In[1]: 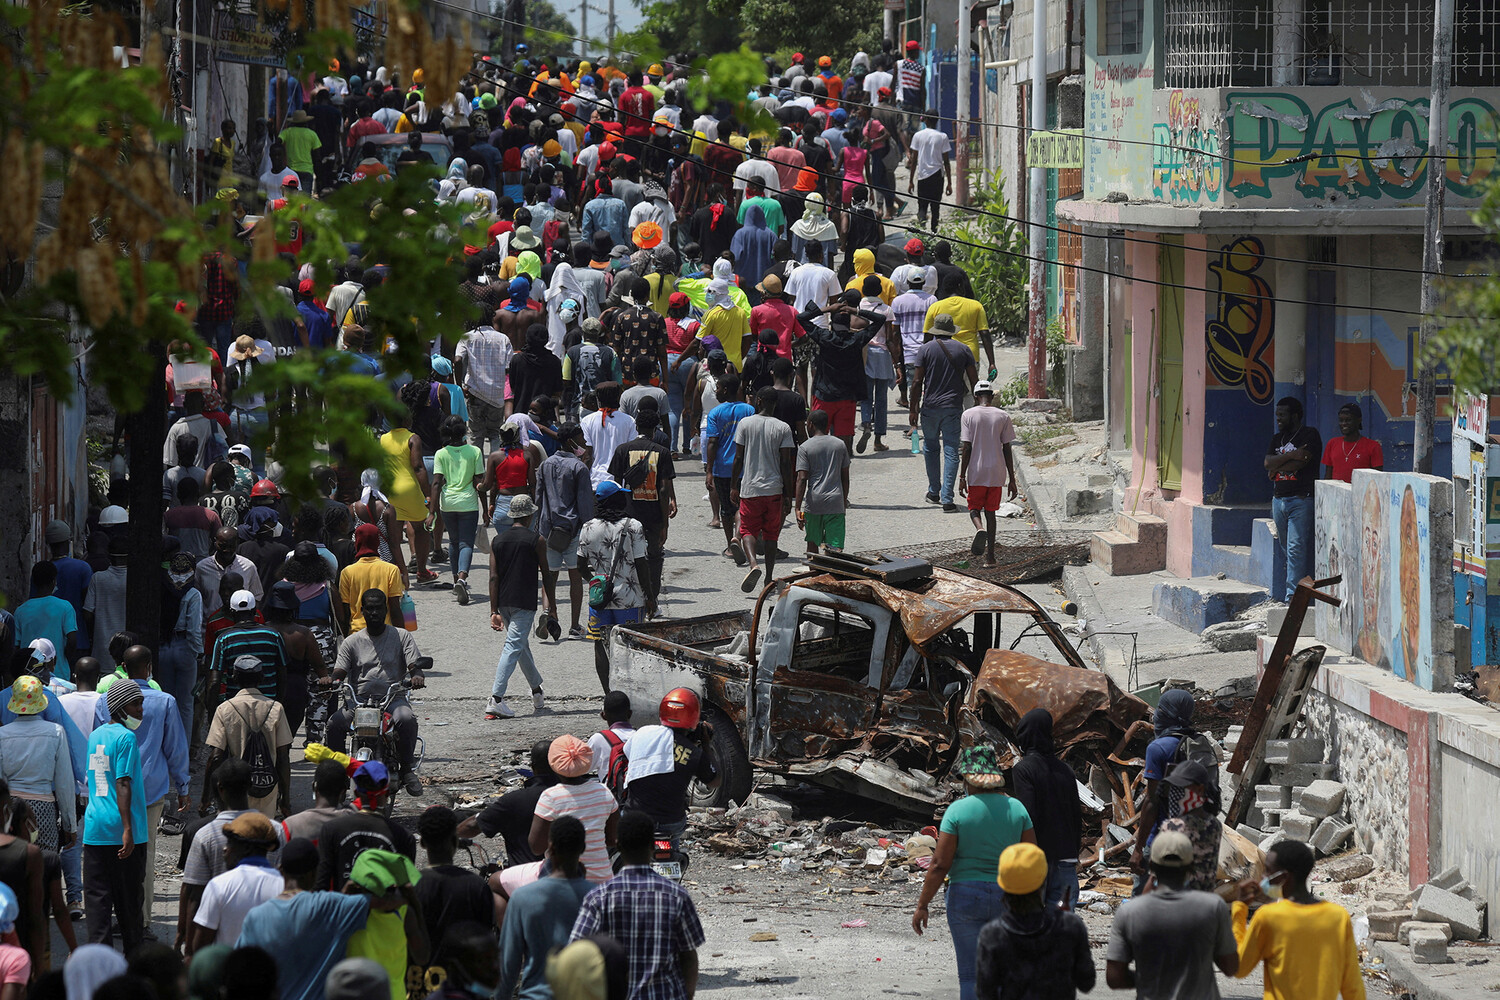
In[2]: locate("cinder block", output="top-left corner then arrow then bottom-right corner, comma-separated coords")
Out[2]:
1312,817 -> 1354,855
1255,785 -> 1292,809
1428,865 -> 1465,891
1398,921 -> 1453,945
1369,910 -> 1411,941
1280,810 -> 1316,841
1267,763 -> 1337,786
1258,829 -> 1287,853
1236,823 -> 1265,842
1264,738 -> 1325,765
1413,885 -> 1485,941
1409,928 -> 1450,964
1296,780 -> 1347,819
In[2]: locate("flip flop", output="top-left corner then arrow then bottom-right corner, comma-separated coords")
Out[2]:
971,530 -> 986,556
741,567 -> 763,593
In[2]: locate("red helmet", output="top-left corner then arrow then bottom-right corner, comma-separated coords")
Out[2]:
250,478 -> 281,498
659,688 -> 701,730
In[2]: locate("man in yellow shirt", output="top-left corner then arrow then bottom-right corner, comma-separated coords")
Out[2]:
338,523 -> 405,632
923,285 -> 996,376
1233,839 -> 1365,1000
698,279 -> 750,368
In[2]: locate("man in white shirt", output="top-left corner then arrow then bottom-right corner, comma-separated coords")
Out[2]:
784,244 -> 842,330
581,382 -> 639,487
258,143 -> 299,210
454,318 -> 516,454
188,812 -> 302,952
690,111 -> 720,143
733,139 -> 782,198
454,164 -> 500,221
906,110 -> 952,231
587,691 -> 636,779
863,67 -> 893,105
890,237 -> 940,295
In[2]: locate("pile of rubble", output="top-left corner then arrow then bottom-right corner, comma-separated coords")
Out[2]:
1231,734 -> 1354,858
1368,865 -> 1487,965
686,794 -> 937,882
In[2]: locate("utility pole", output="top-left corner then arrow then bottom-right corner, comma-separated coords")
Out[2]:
607,0 -> 616,61
1027,0 -> 1048,397
579,0 -> 587,58
956,0 -> 970,207
1415,0 -> 1454,473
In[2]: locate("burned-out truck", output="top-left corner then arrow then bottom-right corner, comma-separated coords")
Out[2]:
610,556 -> 1144,815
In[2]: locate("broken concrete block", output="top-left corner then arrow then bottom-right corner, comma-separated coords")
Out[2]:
1267,763 -> 1337,787
1369,910 -> 1411,941
1413,885 -> 1485,941
1255,785 -> 1292,809
1428,865 -> 1466,892
1455,881 -> 1475,899
1312,817 -> 1354,855
1264,738 -> 1325,765
1279,810 -> 1316,841
1319,854 -> 1375,881
1409,928 -> 1450,964
1065,488 -> 1112,517
1399,921 -> 1453,945
1236,823 -> 1265,842
1296,780 -> 1347,819
1203,620 -> 1266,652
1259,829 -> 1288,853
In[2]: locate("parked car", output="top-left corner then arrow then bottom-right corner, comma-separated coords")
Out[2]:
341,132 -> 453,183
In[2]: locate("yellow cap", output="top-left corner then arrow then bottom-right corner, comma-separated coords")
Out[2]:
412,67 -> 424,84
996,842 -> 1048,894
648,63 -> 663,76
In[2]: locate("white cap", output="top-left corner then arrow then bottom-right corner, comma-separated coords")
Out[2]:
974,380 -> 995,395
229,589 -> 257,612
27,638 -> 56,664
228,444 -> 252,461
99,505 -> 129,526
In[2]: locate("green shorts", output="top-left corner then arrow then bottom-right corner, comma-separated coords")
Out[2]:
804,512 -> 846,550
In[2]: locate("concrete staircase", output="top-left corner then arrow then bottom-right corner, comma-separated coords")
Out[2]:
1090,512 -> 1168,575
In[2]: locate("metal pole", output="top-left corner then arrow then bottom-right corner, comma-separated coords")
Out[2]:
607,0 -> 616,61
1415,0 -> 1454,474
1027,0 -> 1048,397
579,0 -> 586,58
956,0 -> 970,207
885,6 -> 896,43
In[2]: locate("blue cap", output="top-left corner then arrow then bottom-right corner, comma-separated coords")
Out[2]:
353,760 -> 389,789
595,480 -> 632,501
430,355 -> 453,376
831,108 -> 848,122
582,75 -> 595,88
0,883 -> 16,935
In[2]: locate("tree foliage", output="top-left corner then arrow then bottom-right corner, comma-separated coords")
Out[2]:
626,0 -> 742,62
711,0 -> 882,62
1427,178 -> 1500,397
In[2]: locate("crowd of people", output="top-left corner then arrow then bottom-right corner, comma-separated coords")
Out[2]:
0,36 -> 1371,1000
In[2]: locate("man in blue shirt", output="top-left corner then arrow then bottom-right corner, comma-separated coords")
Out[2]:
581,176 -> 629,249
83,678 -> 148,952
43,520 -> 92,653
14,562 -> 78,668
702,373 -> 754,561
1130,688 -> 1197,892
498,815 -> 592,999
296,280 -> 335,349
93,645 -> 189,932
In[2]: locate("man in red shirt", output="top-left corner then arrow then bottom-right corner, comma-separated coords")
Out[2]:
345,98 -> 388,149
750,273 -> 801,359
1321,403 -> 1384,482
617,70 -> 656,157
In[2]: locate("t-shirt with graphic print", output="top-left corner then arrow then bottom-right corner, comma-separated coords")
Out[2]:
578,517 -> 649,610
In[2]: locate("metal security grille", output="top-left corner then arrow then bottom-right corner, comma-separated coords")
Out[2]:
1161,0 -> 1500,89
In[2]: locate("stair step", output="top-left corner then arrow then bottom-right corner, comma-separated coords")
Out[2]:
1118,512 -> 1168,545
1090,529 -> 1167,576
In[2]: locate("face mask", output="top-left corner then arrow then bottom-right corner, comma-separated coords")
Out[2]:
170,571 -> 194,587
1259,875 -> 1283,900
560,308 -> 578,322
124,716 -> 142,731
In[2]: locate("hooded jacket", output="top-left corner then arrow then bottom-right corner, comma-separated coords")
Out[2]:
730,205 -> 775,292
1009,708 -> 1082,863
974,904 -> 1095,1000
844,248 -> 895,303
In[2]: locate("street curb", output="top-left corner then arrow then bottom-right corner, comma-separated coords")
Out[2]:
1371,941 -> 1478,1000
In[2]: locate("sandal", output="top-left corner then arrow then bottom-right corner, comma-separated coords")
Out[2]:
415,570 -> 439,584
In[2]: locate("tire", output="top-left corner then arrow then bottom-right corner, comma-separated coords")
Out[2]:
689,704 -> 753,809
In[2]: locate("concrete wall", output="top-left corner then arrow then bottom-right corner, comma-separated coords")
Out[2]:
1302,689 -> 1410,870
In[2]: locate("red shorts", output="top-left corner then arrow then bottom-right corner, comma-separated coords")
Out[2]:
738,495 -> 784,540
968,484 -> 1004,512
813,398 -> 857,437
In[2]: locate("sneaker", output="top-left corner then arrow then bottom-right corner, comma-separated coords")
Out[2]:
535,613 -> 550,640
971,530 -> 986,556
741,567 -> 763,593
568,624 -> 586,641
532,689 -> 546,711
485,699 -> 515,719
430,546 -> 449,564
547,618 -> 562,642
942,502 -> 960,513
68,906 -> 83,922
856,426 -> 871,454
453,579 -> 469,605
925,492 -> 940,505
401,772 -> 424,796
158,812 -> 185,837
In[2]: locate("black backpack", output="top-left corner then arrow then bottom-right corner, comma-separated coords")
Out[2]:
232,701 -> 280,799
1171,730 -> 1223,793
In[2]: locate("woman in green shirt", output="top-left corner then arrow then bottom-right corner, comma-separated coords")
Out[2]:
911,744 -> 1036,1000
428,415 -> 484,606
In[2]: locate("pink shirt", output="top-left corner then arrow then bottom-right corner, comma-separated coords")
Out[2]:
750,299 -> 801,358
960,405 -> 1019,488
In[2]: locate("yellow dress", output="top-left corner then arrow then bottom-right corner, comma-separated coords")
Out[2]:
379,428 -> 429,522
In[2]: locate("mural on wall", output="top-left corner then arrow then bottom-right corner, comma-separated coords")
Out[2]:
1152,90 -> 1223,203
1085,56 -> 1155,202
1316,470 -> 1455,690
1224,92 -> 1500,201
1205,237 -> 1275,403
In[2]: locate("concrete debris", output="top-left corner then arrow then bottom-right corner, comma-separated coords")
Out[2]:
1202,620 -> 1266,652
1318,854 -> 1374,882
1311,817 -> 1354,855
1017,397 -> 1065,413
1398,921 -> 1454,945
1264,738 -> 1326,765
1255,785 -> 1291,809
1368,910 -> 1410,941
1235,823 -> 1264,842
1427,865 -> 1466,892
1408,927 -> 1450,964
1296,780 -> 1347,819
1266,762 -> 1337,787
1412,884 -> 1485,941
1279,810 -> 1316,841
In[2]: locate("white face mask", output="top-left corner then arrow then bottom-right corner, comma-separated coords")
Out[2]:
560,308 -> 578,323
169,571 -> 194,588
123,715 -> 142,731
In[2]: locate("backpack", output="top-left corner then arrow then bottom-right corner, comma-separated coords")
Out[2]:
1171,730 -> 1223,793
598,729 -> 630,801
199,424 -> 228,467
232,701 -> 280,799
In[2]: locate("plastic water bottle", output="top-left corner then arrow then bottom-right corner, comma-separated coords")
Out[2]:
910,427 -> 922,454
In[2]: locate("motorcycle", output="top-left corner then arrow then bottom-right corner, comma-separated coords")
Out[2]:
612,827 -> 691,882
338,656 -> 431,807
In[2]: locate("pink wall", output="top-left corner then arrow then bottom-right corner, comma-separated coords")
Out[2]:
1128,237 -> 1160,502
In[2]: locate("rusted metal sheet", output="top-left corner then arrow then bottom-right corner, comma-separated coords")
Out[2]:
968,650 -> 1152,749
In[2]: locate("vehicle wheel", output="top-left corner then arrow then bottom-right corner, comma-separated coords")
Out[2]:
689,704 -> 753,809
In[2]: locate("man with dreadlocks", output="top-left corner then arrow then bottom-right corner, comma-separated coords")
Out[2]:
577,480 -> 650,693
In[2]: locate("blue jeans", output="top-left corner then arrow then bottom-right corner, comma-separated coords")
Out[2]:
861,377 -> 891,436
490,494 -> 518,534
491,607 -> 543,701
157,638 -> 198,744
921,405 -> 961,504
1043,859 -> 1079,910
63,840 -> 82,907
1272,494 -> 1314,601
667,354 -> 697,452
946,881 -> 1007,1000
445,509 -> 478,580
